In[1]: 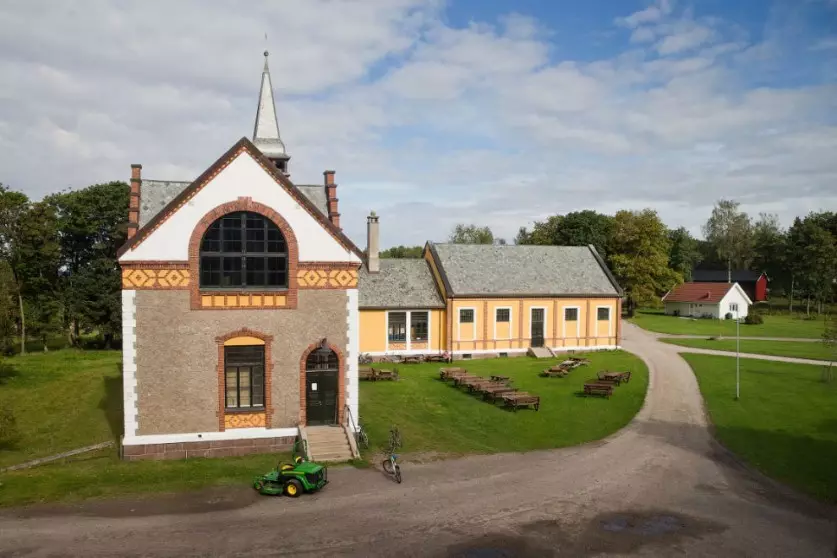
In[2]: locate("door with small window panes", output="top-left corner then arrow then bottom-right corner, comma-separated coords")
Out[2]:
305,344 -> 339,425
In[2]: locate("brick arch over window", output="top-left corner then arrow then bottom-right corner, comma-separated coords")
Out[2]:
215,328 -> 274,431
189,197 -> 298,310
299,341 -> 346,426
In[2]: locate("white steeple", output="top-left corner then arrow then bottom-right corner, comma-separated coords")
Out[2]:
253,51 -> 290,172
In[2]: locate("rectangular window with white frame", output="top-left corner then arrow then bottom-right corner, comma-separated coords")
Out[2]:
729,302 -> 738,313
460,308 -> 474,323
388,311 -> 407,342
496,308 -> 510,323
410,311 -> 429,342
563,307 -> 580,339
597,307 -> 610,321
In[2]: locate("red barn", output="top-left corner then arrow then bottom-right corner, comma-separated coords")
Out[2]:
690,270 -> 768,302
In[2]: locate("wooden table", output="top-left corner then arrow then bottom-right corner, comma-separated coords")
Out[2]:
425,354 -> 451,363
372,368 -> 398,381
453,374 -> 482,387
439,367 -> 466,380
402,355 -> 424,364
490,375 -> 510,382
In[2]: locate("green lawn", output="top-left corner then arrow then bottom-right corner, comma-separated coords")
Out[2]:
662,338 -> 836,362
0,450 -> 289,507
359,351 -> 648,456
682,354 -> 837,503
629,309 -> 826,338
0,349 -> 292,507
0,350 -> 122,468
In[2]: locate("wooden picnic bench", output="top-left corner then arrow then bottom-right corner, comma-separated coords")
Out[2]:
489,375 -> 510,382
359,367 -> 375,381
402,355 -> 424,364
439,367 -> 466,380
466,379 -> 510,393
541,368 -> 569,378
453,374 -> 483,387
583,382 -> 613,398
596,370 -> 632,385
371,367 -> 399,381
481,385 -> 518,401
425,354 -> 451,363
500,392 -> 540,411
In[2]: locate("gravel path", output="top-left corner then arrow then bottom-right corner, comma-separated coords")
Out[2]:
664,345 -> 833,366
0,322 -> 834,557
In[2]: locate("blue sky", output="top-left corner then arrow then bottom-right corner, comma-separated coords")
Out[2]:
0,0 -> 835,248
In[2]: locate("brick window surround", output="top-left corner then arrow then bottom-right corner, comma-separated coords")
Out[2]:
299,340 -> 346,427
216,328 -> 274,431
189,197 -> 298,310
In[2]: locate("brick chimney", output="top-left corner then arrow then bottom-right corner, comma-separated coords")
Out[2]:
367,211 -> 380,273
128,164 -> 142,239
324,170 -> 340,228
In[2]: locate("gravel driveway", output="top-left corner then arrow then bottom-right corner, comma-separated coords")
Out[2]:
1,322 -> 834,557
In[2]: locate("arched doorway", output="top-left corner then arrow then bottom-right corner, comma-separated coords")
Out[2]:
304,341 -> 339,425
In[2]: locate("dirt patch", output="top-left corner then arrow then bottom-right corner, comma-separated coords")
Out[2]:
3,485 -> 261,519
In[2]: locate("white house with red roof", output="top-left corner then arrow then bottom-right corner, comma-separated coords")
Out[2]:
662,282 -> 753,320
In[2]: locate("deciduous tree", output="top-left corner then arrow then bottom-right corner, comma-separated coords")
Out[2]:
786,215 -> 837,315
515,210 -> 614,258
667,227 -> 702,281
380,245 -> 424,258
448,224 -> 494,245
702,200 -> 753,281
609,209 -> 681,316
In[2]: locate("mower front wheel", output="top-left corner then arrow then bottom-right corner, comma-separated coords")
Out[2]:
284,479 -> 303,498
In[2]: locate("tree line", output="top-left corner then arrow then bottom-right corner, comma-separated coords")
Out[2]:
382,203 -> 837,317
0,182 -> 129,354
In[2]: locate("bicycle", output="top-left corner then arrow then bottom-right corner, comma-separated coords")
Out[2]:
355,421 -> 370,449
382,425 -> 402,483
359,353 -> 373,365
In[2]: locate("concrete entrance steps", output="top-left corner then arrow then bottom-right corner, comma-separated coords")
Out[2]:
527,347 -> 554,359
304,425 -> 356,463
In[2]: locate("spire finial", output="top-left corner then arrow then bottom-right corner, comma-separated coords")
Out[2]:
263,50 -> 269,72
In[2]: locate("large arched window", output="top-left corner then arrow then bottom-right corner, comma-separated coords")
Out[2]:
200,211 -> 288,288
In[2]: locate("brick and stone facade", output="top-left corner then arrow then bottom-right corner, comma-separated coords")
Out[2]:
134,289 -> 349,435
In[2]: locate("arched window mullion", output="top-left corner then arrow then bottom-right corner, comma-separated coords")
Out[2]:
199,211 -> 288,289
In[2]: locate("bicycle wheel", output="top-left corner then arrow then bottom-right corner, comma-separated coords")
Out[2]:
382,458 -> 394,474
394,464 -> 402,484
358,428 -> 370,449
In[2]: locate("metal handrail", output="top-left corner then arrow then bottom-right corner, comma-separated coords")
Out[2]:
344,403 -> 358,434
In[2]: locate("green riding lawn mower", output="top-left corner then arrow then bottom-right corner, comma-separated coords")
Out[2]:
252,441 -> 328,498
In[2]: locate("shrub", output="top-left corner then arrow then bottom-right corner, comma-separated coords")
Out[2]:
725,312 -> 733,320
0,408 -> 19,448
744,311 -> 764,325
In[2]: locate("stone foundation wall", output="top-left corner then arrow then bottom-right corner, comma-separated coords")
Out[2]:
122,436 -> 295,461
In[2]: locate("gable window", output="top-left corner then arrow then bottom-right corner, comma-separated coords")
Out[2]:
200,212 -> 288,289
565,308 -> 578,321
460,309 -> 474,323
496,308 -> 510,323
410,312 -> 429,342
597,308 -> 610,321
224,345 -> 265,410
729,302 -> 739,313
388,312 -> 407,342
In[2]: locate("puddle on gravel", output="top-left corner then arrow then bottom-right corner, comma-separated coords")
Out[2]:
442,510 -> 726,558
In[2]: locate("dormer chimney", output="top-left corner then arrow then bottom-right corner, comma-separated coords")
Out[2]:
325,170 -> 340,228
367,212 -> 380,273
128,164 -> 142,239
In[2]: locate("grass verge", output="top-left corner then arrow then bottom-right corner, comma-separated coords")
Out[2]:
662,338 -> 835,362
359,350 -> 648,456
628,309 -> 825,338
682,353 -> 837,503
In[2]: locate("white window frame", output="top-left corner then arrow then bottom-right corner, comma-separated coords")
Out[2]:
457,307 -> 476,342
529,306 -> 547,343
386,309 -> 432,351
493,306 -> 513,340
594,305 -> 613,337
562,306 -> 581,339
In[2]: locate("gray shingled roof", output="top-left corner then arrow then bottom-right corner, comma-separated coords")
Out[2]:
358,259 -> 445,309
138,180 -> 327,227
139,179 -> 192,227
296,185 -> 328,216
430,243 -> 621,297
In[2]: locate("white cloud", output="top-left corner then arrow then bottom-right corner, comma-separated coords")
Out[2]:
0,0 -> 835,249
811,37 -> 837,50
